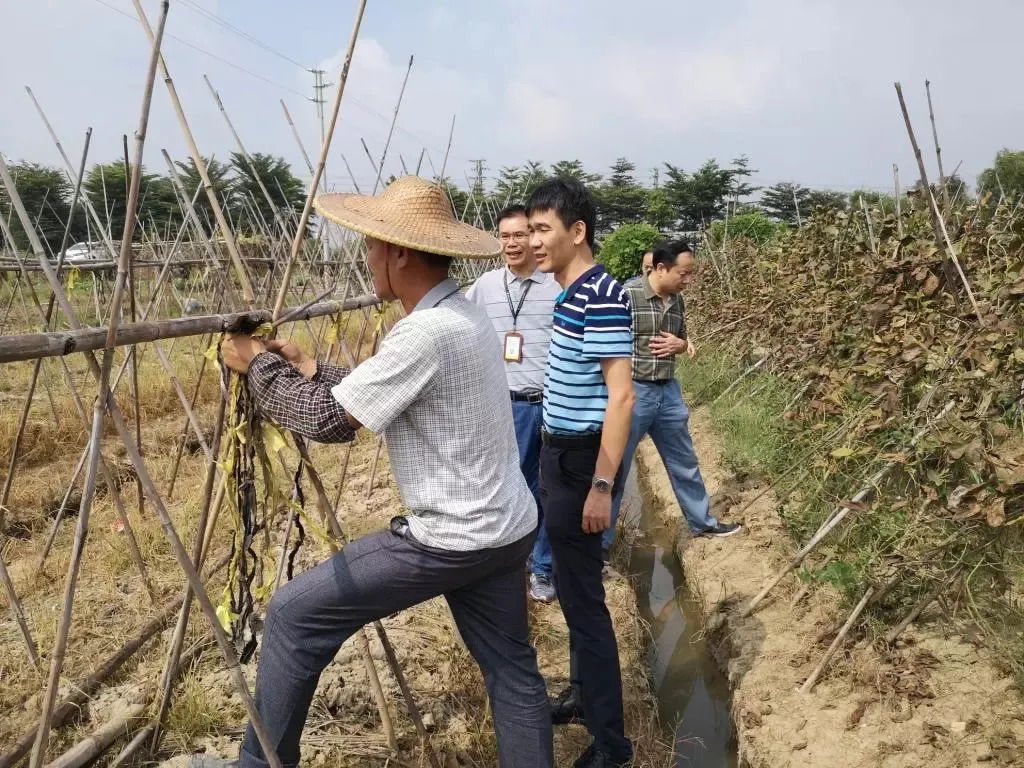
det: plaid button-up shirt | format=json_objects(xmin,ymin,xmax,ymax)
[
  {"xmin": 625, "ymin": 275, "xmax": 688, "ymax": 382},
  {"xmin": 249, "ymin": 278, "xmax": 537, "ymax": 552}
]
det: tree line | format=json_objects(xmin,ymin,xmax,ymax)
[
  {"xmin": 4, "ymin": 146, "xmax": 1023, "ymax": 259},
  {"xmin": 0, "ymin": 152, "xmax": 306, "ymax": 256}
]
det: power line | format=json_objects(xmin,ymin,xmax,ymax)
[
  {"xmin": 177, "ymin": 0, "xmax": 309, "ymax": 70},
  {"xmin": 90, "ymin": 0, "xmax": 307, "ymax": 99}
]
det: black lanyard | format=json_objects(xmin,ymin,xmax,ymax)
[{"xmin": 504, "ymin": 273, "xmax": 533, "ymax": 329}]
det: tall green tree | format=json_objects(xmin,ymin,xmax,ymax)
[
  {"xmin": 549, "ymin": 159, "xmax": 601, "ymax": 185},
  {"xmin": 977, "ymin": 149, "xmax": 1024, "ymax": 202},
  {"xmin": 643, "ymin": 187, "xmax": 675, "ymax": 231},
  {"xmin": 229, "ymin": 152, "xmax": 305, "ymax": 235},
  {"xmin": 663, "ymin": 159, "xmax": 737, "ymax": 230},
  {"xmin": 760, "ymin": 182, "xmax": 811, "ymax": 225},
  {"xmin": 0, "ymin": 162, "xmax": 83, "ymax": 254},
  {"xmin": 83, "ymin": 160, "xmax": 178, "ymax": 242},
  {"xmin": 593, "ymin": 158, "xmax": 647, "ymax": 234},
  {"xmin": 804, "ymin": 189, "xmax": 848, "ymax": 215},
  {"xmin": 174, "ymin": 156, "xmax": 234, "ymax": 236}
]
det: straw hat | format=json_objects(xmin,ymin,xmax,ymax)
[{"xmin": 314, "ymin": 176, "xmax": 501, "ymax": 259}]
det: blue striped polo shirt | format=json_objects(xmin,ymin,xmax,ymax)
[{"xmin": 543, "ymin": 265, "xmax": 633, "ymax": 434}]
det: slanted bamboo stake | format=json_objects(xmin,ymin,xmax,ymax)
[
  {"xmin": 0, "ymin": 128, "xmax": 92, "ymax": 526},
  {"xmin": 799, "ymin": 586, "xmax": 875, "ymax": 693},
  {"xmin": 924, "ymin": 80, "xmax": 950, "ymax": 215},
  {"xmin": 46, "ymin": 639, "xmax": 211, "ymax": 768},
  {"xmin": 149, "ymin": 378, "xmax": 229, "ymax": 752},
  {"xmin": 860, "ymin": 195, "xmax": 877, "ymax": 255},
  {"xmin": 290, "ymin": 438, "xmax": 400, "ymax": 754},
  {"xmin": 893, "ymin": 164, "xmax": 904, "ymax": 240},
  {"xmin": 107, "ymin": 726, "xmax": 154, "ymax": 768},
  {"xmin": 884, "ymin": 573, "xmax": 959, "ymax": 645},
  {"xmin": 0, "ymin": 233, "xmax": 155, "ymax": 596},
  {"xmin": 439, "ymin": 114, "xmax": 456, "ymax": 180},
  {"xmin": 0, "ymin": 540, "xmax": 37, "ymax": 669},
  {"xmin": 271, "ymin": 0, "xmax": 368, "ymax": 320},
  {"xmin": 742, "ymin": 400, "xmax": 956, "ymax": 617},
  {"xmin": 28, "ymin": 7, "xmax": 170, "ymax": 764},
  {"xmin": 130, "ymin": 0, "xmax": 256, "ymax": 305},
  {"xmin": 204, "ymin": 75, "xmax": 291, "ymax": 240},
  {"xmin": 0, "ymin": 561, "xmax": 226, "ymax": 768},
  {"xmin": 280, "ymin": 100, "xmax": 317, "ymax": 184},
  {"xmin": 894, "ymin": 82, "xmax": 944, "ymax": 246},
  {"xmin": 792, "ymin": 186, "xmax": 803, "ymax": 227},
  {"xmin": 927, "ymin": 187, "xmax": 985, "ymax": 325},
  {"xmin": 710, "ymin": 356, "xmax": 767, "ymax": 405},
  {"xmin": 372, "ymin": 55, "xmax": 414, "ymax": 193},
  {"xmin": 36, "ymin": 447, "xmax": 89, "ymax": 569}
]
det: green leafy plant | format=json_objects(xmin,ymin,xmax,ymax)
[
  {"xmin": 597, "ymin": 222, "xmax": 661, "ymax": 282},
  {"xmin": 708, "ymin": 211, "xmax": 782, "ymax": 246}
]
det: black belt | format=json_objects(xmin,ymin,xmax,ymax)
[
  {"xmin": 510, "ymin": 390, "xmax": 544, "ymax": 404},
  {"xmin": 541, "ymin": 429, "xmax": 602, "ymax": 449},
  {"xmin": 637, "ymin": 378, "xmax": 674, "ymax": 385}
]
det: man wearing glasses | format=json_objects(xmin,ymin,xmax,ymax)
[{"xmin": 468, "ymin": 205, "xmax": 562, "ymax": 602}]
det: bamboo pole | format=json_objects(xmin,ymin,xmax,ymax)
[
  {"xmin": 123, "ymin": 135, "xmax": 148, "ymax": 536},
  {"xmin": 129, "ymin": 0, "xmax": 256, "ymax": 305},
  {"xmin": 372, "ymin": 54, "xmax": 414, "ymax": 193},
  {"xmin": 28, "ymin": 7, "xmax": 170, "ymax": 764},
  {"xmin": 799, "ymin": 586, "xmax": 875, "ymax": 694},
  {"xmin": 860, "ymin": 195, "xmax": 877, "ymax": 255},
  {"xmin": 0, "ymin": 295, "xmax": 377, "ymax": 363},
  {"xmin": 0, "ymin": 128, "xmax": 92, "ymax": 527},
  {"xmin": 893, "ymin": 164, "xmax": 903, "ymax": 240},
  {"xmin": 924, "ymin": 80, "xmax": 950, "ymax": 215},
  {"xmin": 149, "ymin": 376, "xmax": 229, "ymax": 752},
  {"xmin": 271, "ymin": 0, "xmax": 368, "ymax": 320},
  {"xmin": 439, "ymin": 115, "xmax": 456, "ymax": 180},
  {"xmin": 0, "ymin": 564, "xmax": 227, "ymax": 768},
  {"xmin": 741, "ymin": 401, "xmax": 956, "ymax": 617}
]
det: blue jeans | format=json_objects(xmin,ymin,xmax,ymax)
[
  {"xmin": 603, "ymin": 379, "xmax": 717, "ymax": 552},
  {"xmin": 512, "ymin": 399, "xmax": 552, "ymax": 577}
]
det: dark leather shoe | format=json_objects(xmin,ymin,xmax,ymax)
[
  {"xmin": 550, "ymin": 685, "xmax": 586, "ymax": 725},
  {"xmin": 573, "ymin": 742, "xmax": 633, "ymax": 767}
]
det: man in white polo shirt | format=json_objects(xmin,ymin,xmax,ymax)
[{"xmin": 468, "ymin": 204, "xmax": 561, "ymax": 603}]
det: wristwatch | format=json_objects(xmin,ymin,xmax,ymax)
[{"xmin": 592, "ymin": 476, "xmax": 612, "ymax": 494}]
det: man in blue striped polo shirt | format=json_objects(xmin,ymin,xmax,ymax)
[{"xmin": 527, "ymin": 178, "xmax": 635, "ymax": 768}]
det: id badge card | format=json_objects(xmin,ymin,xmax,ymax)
[{"xmin": 503, "ymin": 331, "xmax": 524, "ymax": 363}]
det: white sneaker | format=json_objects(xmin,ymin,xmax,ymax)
[{"xmin": 529, "ymin": 573, "xmax": 556, "ymax": 602}]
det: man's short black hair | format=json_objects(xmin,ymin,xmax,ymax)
[
  {"xmin": 525, "ymin": 178, "xmax": 596, "ymax": 249},
  {"xmin": 496, "ymin": 204, "xmax": 528, "ymax": 227},
  {"xmin": 651, "ymin": 240, "xmax": 694, "ymax": 269},
  {"xmin": 416, "ymin": 249, "xmax": 452, "ymax": 272}
]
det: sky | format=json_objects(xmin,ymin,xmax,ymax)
[{"xmin": 1, "ymin": 0, "xmax": 1022, "ymax": 198}]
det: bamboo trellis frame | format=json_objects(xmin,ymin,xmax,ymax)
[{"xmin": 0, "ymin": 4, "xmax": 503, "ymax": 768}]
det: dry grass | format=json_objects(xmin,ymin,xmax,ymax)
[{"xmin": 0, "ymin": 295, "xmax": 670, "ymax": 767}]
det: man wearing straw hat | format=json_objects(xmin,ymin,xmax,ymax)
[{"xmin": 219, "ymin": 176, "xmax": 553, "ymax": 768}]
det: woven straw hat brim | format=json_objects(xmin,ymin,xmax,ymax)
[{"xmin": 315, "ymin": 192, "xmax": 501, "ymax": 260}]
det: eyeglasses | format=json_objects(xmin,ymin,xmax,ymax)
[{"xmin": 499, "ymin": 232, "xmax": 529, "ymax": 242}]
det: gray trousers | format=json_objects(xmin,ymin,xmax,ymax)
[{"xmin": 239, "ymin": 518, "xmax": 553, "ymax": 768}]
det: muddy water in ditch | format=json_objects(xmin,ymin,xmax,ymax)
[{"xmin": 619, "ymin": 471, "xmax": 738, "ymax": 767}]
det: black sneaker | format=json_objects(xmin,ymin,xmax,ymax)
[
  {"xmin": 573, "ymin": 742, "xmax": 633, "ymax": 767},
  {"xmin": 700, "ymin": 522, "xmax": 742, "ymax": 538},
  {"xmin": 550, "ymin": 685, "xmax": 586, "ymax": 725}
]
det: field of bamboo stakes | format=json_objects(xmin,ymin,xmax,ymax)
[{"xmin": 0, "ymin": 2, "xmax": 574, "ymax": 766}]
